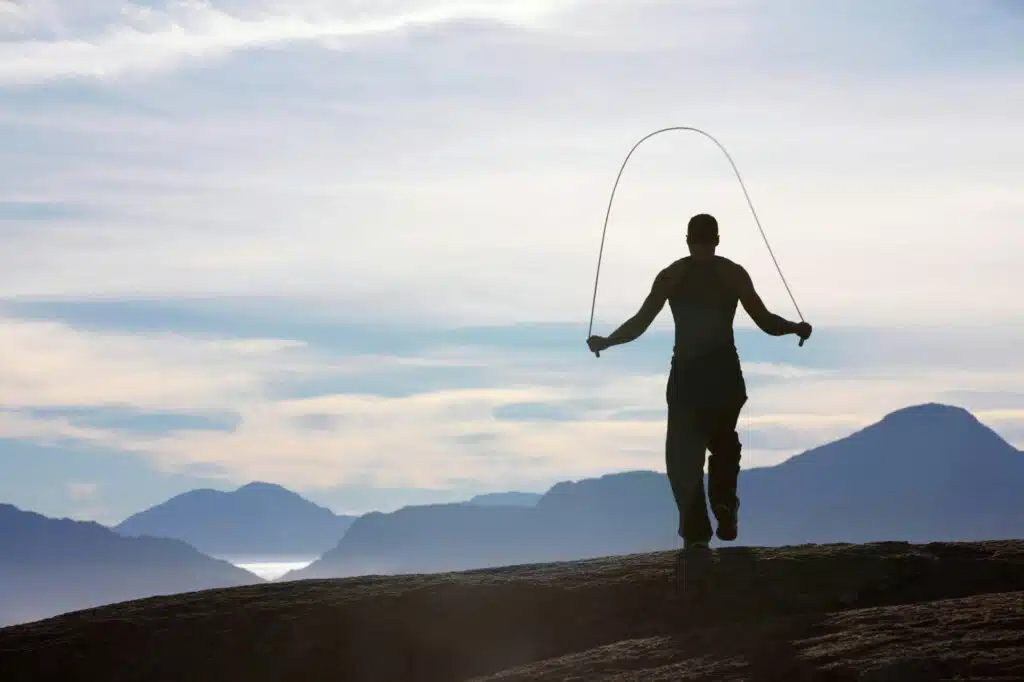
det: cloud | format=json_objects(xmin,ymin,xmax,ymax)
[
  {"xmin": 0, "ymin": 317, "xmax": 277, "ymax": 410},
  {"xmin": 1, "ymin": 77, "xmax": 1020, "ymax": 328},
  {"xmin": 24, "ymin": 406, "xmax": 241, "ymax": 433},
  {"xmin": 0, "ymin": 0, "xmax": 577, "ymax": 86},
  {"xmin": 2, "ymin": 311, "xmax": 1021, "ymax": 515},
  {"xmin": 493, "ymin": 402, "xmax": 582, "ymax": 422},
  {"xmin": 4, "ymin": 1, "xmax": 1018, "ymax": 87},
  {"xmin": 64, "ymin": 480, "xmax": 114, "ymax": 522},
  {"xmin": 0, "ymin": 408, "xmax": 126, "ymax": 450},
  {"xmin": 66, "ymin": 481, "xmax": 98, "ymax": 501},
  {"xmin": 0, "ymin": 200, "xmax": 86, "ymax": 220}
]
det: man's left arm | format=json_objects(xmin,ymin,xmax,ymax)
[{"xmin": 590, "ymin": 269, "xmax": 672, "ymax": 354}]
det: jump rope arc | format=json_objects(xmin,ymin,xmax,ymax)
[{"xmin": 586, "ymin": 126, "xmax": 806, "ymax": 353}]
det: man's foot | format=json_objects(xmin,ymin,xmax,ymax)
[
  {"xmin": 714, "ymin": 503, "xmax": 738, "ymax": 542},
  {"xmin": 683, "ymin": 538, "xmax": 711, "ymax": 551}
]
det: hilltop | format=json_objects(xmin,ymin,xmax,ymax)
[{"xmin": 1, "ymin": 540, "xmax": 1021, "ymax": 681}]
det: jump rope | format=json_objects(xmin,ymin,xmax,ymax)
[{"xmin": 586, "ymin": 126, "xmax": 807, "ymax": 352}]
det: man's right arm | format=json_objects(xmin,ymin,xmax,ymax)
[{"xmin": 731, "ymin": 263, "xmax": 801, "ymax": 337}]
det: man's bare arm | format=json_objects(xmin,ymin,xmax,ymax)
[
  {"xmin": 601, "ymin": 269, "xmax": 674, "ymax": 349},
  {"xmin": 732, "ymin": 264, "xmax": 800, "ymax": 337}
]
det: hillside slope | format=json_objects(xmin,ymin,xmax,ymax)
[{"xmin": 1, "ymin": 540, "xmax": 1022, "ymax": 681}]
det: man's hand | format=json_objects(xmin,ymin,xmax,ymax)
[
  {"xmin": 587, "ymin": 335, "xmax": 611, "ymax": 357},
  {"xmin": 795, "ymin": 321, "xmax": 812, "ymax": 346}
]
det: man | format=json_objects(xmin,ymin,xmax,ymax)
[{"xmin": 586, "ymin": 213, "xmax": 811, "ymax": 550}]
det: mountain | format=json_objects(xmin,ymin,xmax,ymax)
[
  {"xmin": 287, "ymin": 403, "xmax": 1024, "ymax": 580},
  {"xmin": 737, "ymin": 402, "xmax": 1024, "ymax": 544},
  {"xmin": 295, "ymin": 504, "xmax": 548, "ymax": 578},
  {"xmin": 115, "ymin": 482, "xmax": 355, "ymax": 559},
  {"xmin": 291, "ymin": 472, "xmax": 680, "ymax": 580},
  {"xmin": 0, "ymin": 504, "xmax": 260, "ymax": 628},
  {"xmin": 464, "ymin": 492, "xmax": 542, "ymax": 507}
]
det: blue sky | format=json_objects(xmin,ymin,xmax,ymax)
[{"xmin": 1, "ymin": 0, "xmax": 1022, "ymax": 524}]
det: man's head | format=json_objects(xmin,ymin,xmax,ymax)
[{"xmin": 686, "ymin": 213, "xmax": 719, "ymax": 255}]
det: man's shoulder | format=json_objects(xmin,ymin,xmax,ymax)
[
  {"xmin": 714, "ymin": 255, "xmax": 747, "ymax": 277},
  {"xmin": 657, "ymin": 256, "xmax": 747, "ymax": 289},
  {"xmin": 653, "ymin": 258, "xmax": 688, "ymax": 294},
  {"xmin": 657, "ymin": 257, "xmax": 687, "ymax": 277}
]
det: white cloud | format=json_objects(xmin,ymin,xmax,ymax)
[
  {"xmin": 1, "ymin": 55, "xmax": 1020, "ymax": 328},
  {"xmin": 0, "ymin": 409, "xmax": 124, "ymax": 448},
  {"xmin": 66, "ymin": 481, "xmax": 98, "ymax": 501},
  {"xmin": 120, "ymin": 361, "xmax": 1024, "ymax": 496},
  {"xmin": 0, "ymin": 0, "xmax": 577, "ymax": 85},
  {"xmin": 64, "ymin": 480, "xmax": 116, "ymax": 523},
  {"xmin": 1, "ymin": 315, "xmax": 1021, "ymax": 511},
  {"xmin": 0, "ymin": 317, "xmax": 271, "ymax": 410}
]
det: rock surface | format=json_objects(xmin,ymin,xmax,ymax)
[{"xmin": 1, "ymin": 540, "xmax": 1022, "ymax": 681}]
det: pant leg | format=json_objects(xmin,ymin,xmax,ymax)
[
  {"xmin": 706, "ymin": 399, "xmax": 746, "ymax": 516},
  {"xmin": 665, "ymin": 397, "xmax": 712, "ymax": 541},
  {"xmin": 681, "ymin": 472, "xmax": 712, "ymax": 543}
]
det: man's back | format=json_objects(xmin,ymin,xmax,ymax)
[{"xmin": 664, "ymin": 255, "xmax": 741, "ymax": 363}]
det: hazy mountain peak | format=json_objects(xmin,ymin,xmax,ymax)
[
  {"xmin": 234, "ymin": 482, "xmax": 301, "ymax": 497},
  {"xmin": 114, "ymin": 483, "xmax": 355, "ymax": 558},
  {"xmin": 465, "ymin": 492, "xmax": 542, "ymax": 507},
  {"xmin": 878, "ymin": 402, "xmax": 977, "ymax": 425},
  {"xmin": 785, "ymin": 401, "xmax": 1012, "ymax": 467},
  {"xmin": 884, "ymin": 402, "xmax": 1005, "ymax": 447}
]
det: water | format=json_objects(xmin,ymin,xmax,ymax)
[{"xmin": 231, "ymin": 559, "xmax": 314, "ymax": 581}]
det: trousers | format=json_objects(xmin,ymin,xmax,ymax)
[{"xmin": 665, "ymin": 348, "xmax": 747, "ymax": 542}]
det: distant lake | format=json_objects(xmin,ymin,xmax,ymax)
[{"xmin": 227, "ymin": 559, "xmax": 315, "ymax": 581}]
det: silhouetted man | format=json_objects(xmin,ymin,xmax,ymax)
[{"xmin": 586, "ymin": 213, "xmax": 812, "ymax": 549}]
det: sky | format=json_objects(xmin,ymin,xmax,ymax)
[{"xmin": 1, "ymin": 0, "xmax": 1022, "ymax": 524}]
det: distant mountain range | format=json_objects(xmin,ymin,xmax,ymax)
[
  {"xmin": 464, "ymin": 492, "xmax": 542, "ymax": 507},
  {"xmin": 4, "ymin": 401, "xmax": 1021, "ymax": 625},
  {"xmin": 286, "ymin": 403, "xmax": 1024, "ymax": 580},
  {"xmin": 0, "ymin": 505, "xmax": 261, "ymax": 628},
  {"xmin": 115, "ymin": 482, "xmax": 356, "ymax": 559},
  {"xmin": 114, "ymin": 484, "xmax": 541, "ymax": 560}
]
